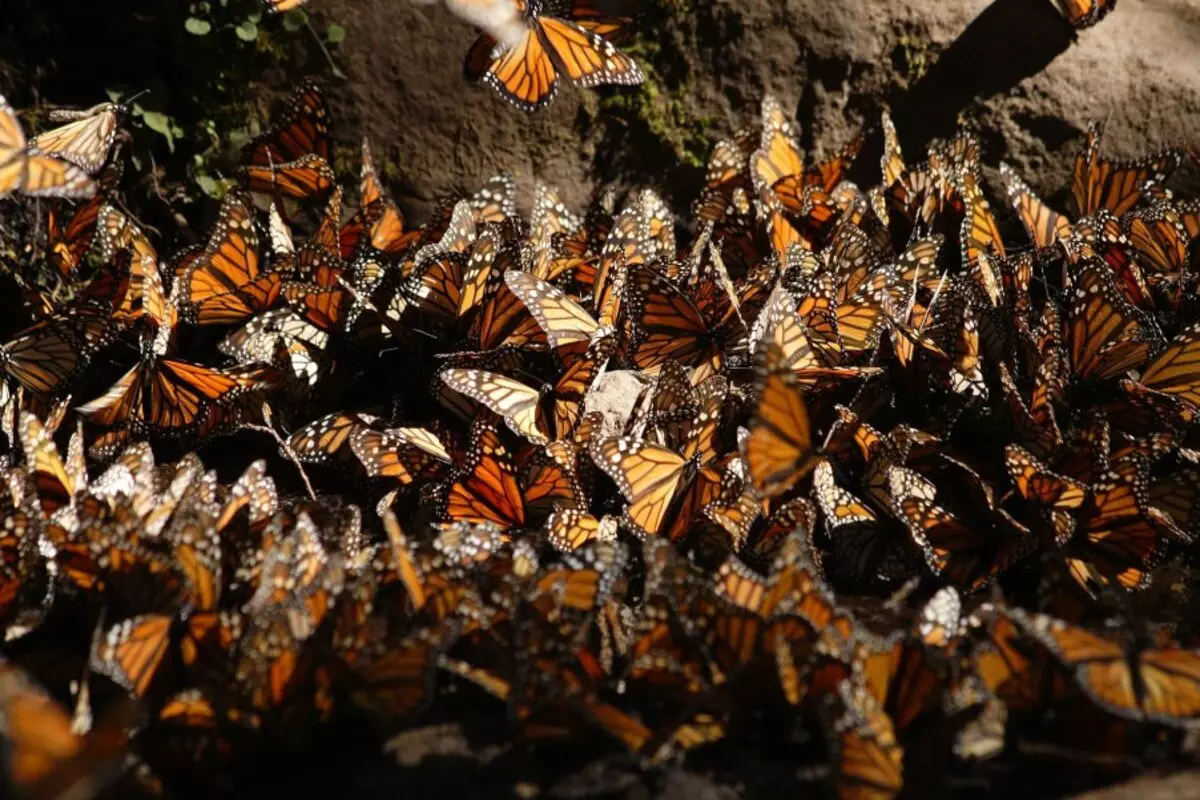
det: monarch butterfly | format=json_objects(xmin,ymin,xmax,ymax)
[
  {"xmin": 30, "ymin": 102, "xmax": 123, "ymax": 175},
  {"xmin": 440, "ymin": 334, "xmax": 615, "ymax": 446},
  {"xmin": 244, "ymin": 80, "xmax": 330, "ymax": 167},
  {"xmin": 285, "ymin": 412, "xmax": 381, "ymax": 464},
  {"xmin": 948, "ymin": 304, "xmax": 987, "ymax": 401},
  {"xmin": 220, "ymin": 308, "xmax": 330, "ymax": 395},
  {"xmin": 350, "ymin": 425, "xmax": 453, "ymax": 484},
  {"xmin": 177, "ymin": 193, "xmax": 282, "ymax": 326},
  {"xmin": 526, "ymin": 181, "xmax": 583, "ymax": 278},
  {"xmin": 1004, "ymin": 443, "xmax": 1088, "ymax": 510},
  {"xmin": 463, "ymin": 0, "xmax": 644, "ymax": 112},
  {"xmin": 693, "ymin": 130, "xmax": 756, "ymax": 226},
  {"xmin": 46, "ymin": 188, "xmax": 109, "ymax": 277},
  {"xmin": 91, "ymin": 607, "xmax": 241, "ymax": 701},
  {"xmin": 1070, "ymin": 120, "xmax": 1181, "ymax": 219},
  {"xmin": 215, "ymin": 459, "xmax": 279, "ymax": 536},
  {"xmin": 505, "ymin": 270, "xmax": 602, "ymax": 359},
  {"xmin": 242, "ymin": 153, "xmax": 337, "ymax": 199},
  {"xmin": 1, "ymin": 315, "xmax": 109, "ymax": 395},
  {"xmin": 624, "ymin": 264, "xmax": 756, "ymax": 381},
  {"xmin": 94, "ymin": 202, "xmax": 158, "ymax": 266},
  {"xmin": 1149, "ymin": 465, "xmax": 1200, "ymax": 543},
  {"xmin": 1013, "ymin": 608, "xmax": 1200, "ymax": 727},
  {"xmin": 344, "ymin": 139, "xmax": 421, "ymax": 255},
  {"xmin": 350, "ymin": 628, "xmax": 443, "ymax": 720},
  {"xmin": 744, "ymin": 342, "xmax": 821, "ymax": 500},
  {"xmin": 467, "ymin": 174, "xmax": 519, "ymax": 225},
  {"xmin": 0, "ymin": 659, "xmax": 134, "ymax": 798},
  {"xmin": 592, "ymin": 189, "xmax": 674, "ymax": 328},
  {"xmin": 1125, "ymin": 322, "xmax": 1200, "ymax": 413},
  {"xmin": 78, "ymin": 357, "xmax": 274, "ymax": 438},
  {"xmin": 470, "ymin": 272, "xmax": 550, "ymax": 352},
  {"xmin": 1066, "ymin": 457, "xmax": 1170, "ymax": 590},
  {"xmin": 1063, "ymin": 209, "xmax": 1151, "ymax": 307},
  {"xmin": 956, "ymin": 169, "xmax": 1005, "ymax": 292},
  {"xmin": 591, "ymin": 395, "xmax": 724, "ymax": 542},
  {"xmin": 246, "ymin": 513, "xmax": 345, "ymax": 642},
  {"xmin": 751, "ymin": 94, "xmax": 860, "ymax": 221},
  {"xmin": 878, "ymin": 110, "xmax": 941, "ymax": 229},
  {"xmin": 1125, "ymin": 199, "xmax": 1193, "ymax": 276},
  {"xmin": 888, "ymin": 464, "xmax": 1031, "ymax": 592},
  {"xmin": 545, "ymin": 508, "xmax": 619, "ymax": 552},
  {"xmin": 18, "ymin": 411, "xmax": 84, "ymax": 518},
  {"xmin": 260, "ymin": 0, "xmax": 307, "ymax": 12},
  {"xmin": 971, "ymin": 607, "xmax": 1050, "ymax": 710},
  {"xmin": 757, "ymin": 287, "xmax": 883, "ymax": 388},
  {"xmin": 916, "ymin": 586, "xmax": 961, "ymax": 648},
  {"xmin": 999, "ymin": 161, "xmax": 1070, "ymax": 251},
  {"xmin": 879, "ymin": 109, "xmax": 906, "ymax": 191},
  {"xmin": 742, "ymin": 496, "xmax": 818, "ymax": 568},
  {"xmin": 695, "ymin": 554, "xmax": 773, "ymax": 670},
  {"xmin": 1066, "ymin": 260, "xmax": 1157, "ymax": 381},
  {"xmin": 631, "ymin": 359, "xmax": 698, "ymax": 449},
  {"xmin": 701, "ymin": 471, "xmax": 761, "ymax": 551},
  {"xmin": 439, "ymin": 420, "xmax": 529, "ymax": 530},
  {"xmin": 827, "ymin": 680, "xmax": 904, "ymax": 800},
  {"xmin": 400, "ymin": 201, "xmax": 478, "ymax": 325},
  {"xmin": 0, "ymin": 94, "xmax": 95, "ymax": 198},
  {"xmin": 547, "ymin": 187, "xmax": 614, "ymax": 285},
  {"xmin": 530, "ymin": 541, "xmax": 627, "ymax": 626},
  {"xmin": 1053, "ymin": 0, "xmax": 1116, "ymax": 29},
  {"xmin": 0, "ymin": 480, "xmax": 34, "ymax": 624},
  {"xmin": 812, "ymin": 459, "xmax": 892, "ymax": 587}
]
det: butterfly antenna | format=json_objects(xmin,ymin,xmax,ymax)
[{"xmin": 120, "ymin": 88, "xmax": 151, "ymax": 108}]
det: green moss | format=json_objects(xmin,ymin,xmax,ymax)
[
  {"xmin": 601, "ymin": 80, "xmax": 712, "ymax": 169},
  {"xmin": 893, "ymin": 35, "xmax": 938, "ymax": 89},
  {"xmin": 593, "ymin": 0, "xmax": 714, "ymax": 170}
]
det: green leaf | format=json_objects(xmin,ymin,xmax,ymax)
[
  {"xmin": 141, "ymin": 111, "xmax": 177, "ymax": 151},
  {"xmin": 196, "ymin": 174, "xmax": 223, "ymax": 199},
  {"xmin": 326, "ymin": 24, "xmax": 346, "ymax": 44},
  {"xmin": 184, "ymin": 17, "xmax": 212, "ymax": 35},
  {"xmin": 282, "ymin": 10, "xmax": 307, "ymax": 32},
  {"xmin": 235, "ymin": 21, "xmax": 259, "ymax": 41}
]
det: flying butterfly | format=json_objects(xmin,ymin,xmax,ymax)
[
  {"xmin": 463, "ymin": 0, "xmax": 644, "ymax": 111},
  {"xmin": 1053, "ymin": 0, "xmax": 1117, "ymax": 29},
  {"xmin": 30, "ymin": 102, "xmax": 123, "ymax": 175},
  {"xmin": 0, "ymin": 93, "xmax": 95, "ymax": 198}
]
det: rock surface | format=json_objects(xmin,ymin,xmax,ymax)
[{"xmin": 325, "ymin": 0, "xmax": 1200, "ymax": 222}]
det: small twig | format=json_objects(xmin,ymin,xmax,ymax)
[
  {"xmin": 304, "ymin": 18, "xmax": 347, "ymax": 80},
  {"xmin": 248, "ymin": 403, "xmax": 317, "ymax": 501}
]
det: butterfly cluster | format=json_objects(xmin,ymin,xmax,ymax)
[{"xmin": 1, "ymin": 74, "xmax": 1199, "ymax": 799}]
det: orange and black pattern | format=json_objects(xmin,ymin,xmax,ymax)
[{"xmin": 1, "ymin": 83, "xmax": 1199, "ymax": 800}]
